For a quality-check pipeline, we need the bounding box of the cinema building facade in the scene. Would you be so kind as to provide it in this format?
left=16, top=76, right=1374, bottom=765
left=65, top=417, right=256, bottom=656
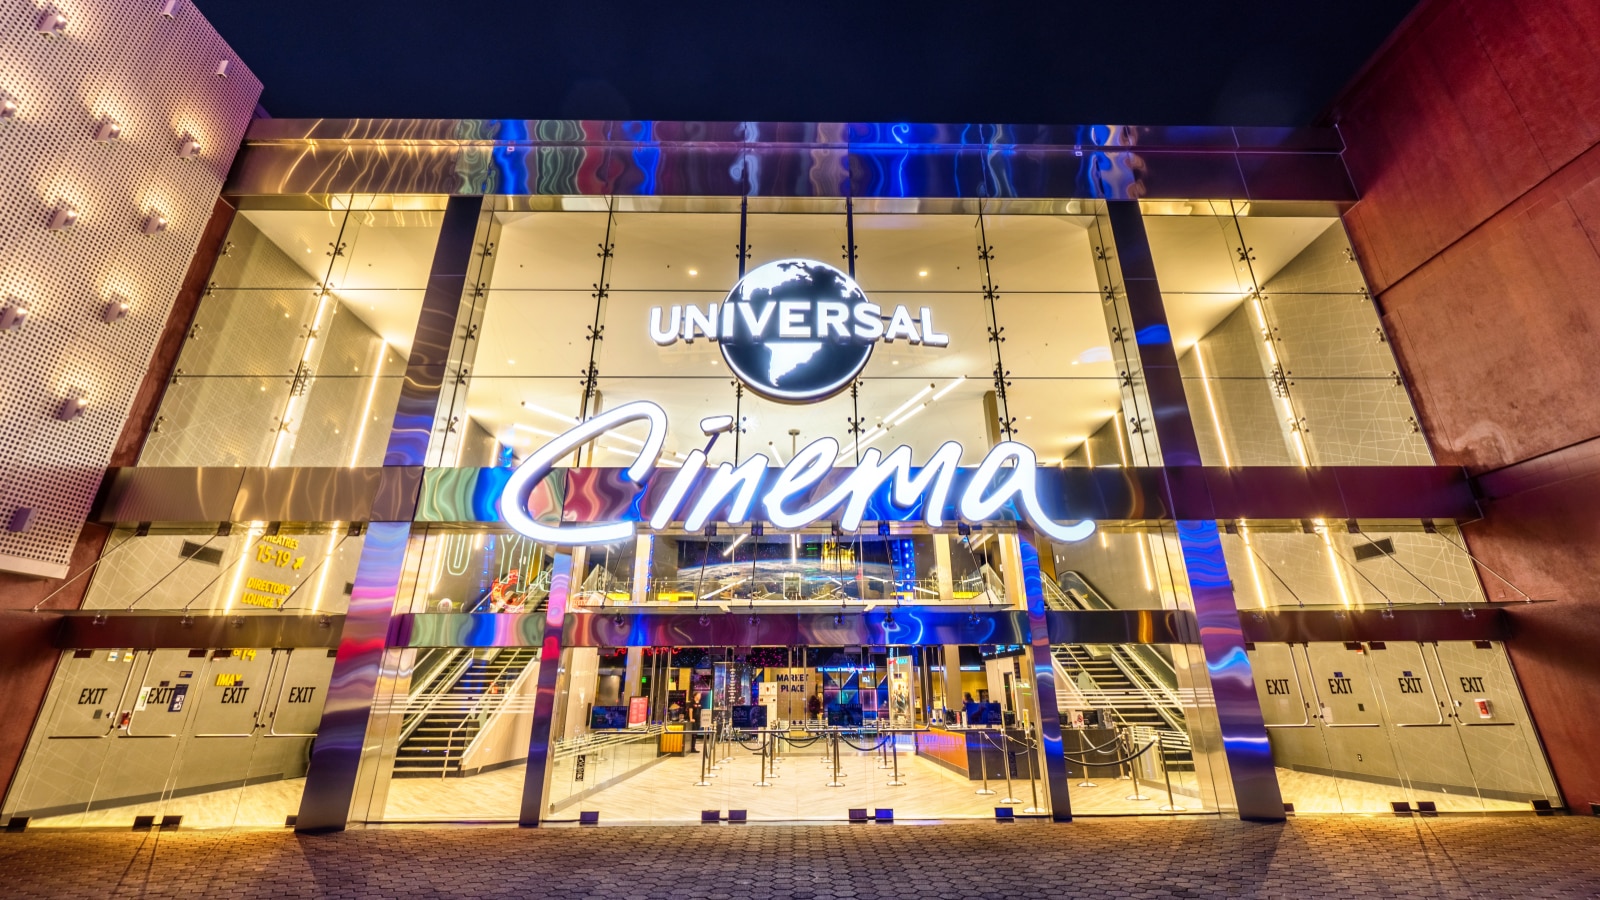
left=0, top=109, right=1577, bottom=833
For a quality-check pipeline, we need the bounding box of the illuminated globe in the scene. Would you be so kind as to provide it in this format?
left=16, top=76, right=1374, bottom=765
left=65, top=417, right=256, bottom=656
left=719, top=258, right=875, bottom=403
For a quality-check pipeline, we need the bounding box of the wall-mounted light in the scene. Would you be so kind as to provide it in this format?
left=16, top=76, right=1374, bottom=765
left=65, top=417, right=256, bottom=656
left=8, top=508, right=34, bottom=533
left=214, top=59, right=230, bottom=78
left=48, top=206, right=77, bottom=231
left=176, top=137, right=201, bottom=158
left=36, top=11, right=67, bottom=36
left=142, top=212, right=168, bottom=235
left=103, top=295, right=130, bottom=323
left=93, top=119, right=121, bottom=142
left=57, top=391, right=87, bottom=421
left=159, top=0, right=180, bottom=17
left=0, top=100, right=17, bottom=121
left=0, top=299, right=27, bottom=331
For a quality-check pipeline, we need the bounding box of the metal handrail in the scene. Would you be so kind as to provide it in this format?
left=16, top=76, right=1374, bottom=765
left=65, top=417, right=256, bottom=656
left=457, top=649, right=542, bottom=761
left=443, top=650, right=533, bottom=774
left=1047, top=572, right=1186, bottom=730
left=397, top=648, right=473, bottom=746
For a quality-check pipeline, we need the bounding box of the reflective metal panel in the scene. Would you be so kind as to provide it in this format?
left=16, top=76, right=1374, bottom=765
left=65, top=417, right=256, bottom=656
left=1177, top=520, right=1285, bottom=820
left=240, top=119, right=1343, bottom=152
left=228, top=120, right=1353, bottom=202
left=387, top=612, right=545, bottom=647
left=230, top=467, right=384, bottom=523
left=384, top=196, right=484, bottom=466
left=1106, top=201, right=1200, bottom=467
left=1239, top=606, right=1509, bottom=644
left=295, top=521, right=411, bottom=832
left=1020, top=535, right=1073, bottom=822
left=1043, top=609, right=1200, bottom=645
left=55, top=611, right=343, bottom=649
left=91, top=467, right=243, bottom=523
left=520, top=551, right=571, bottom=827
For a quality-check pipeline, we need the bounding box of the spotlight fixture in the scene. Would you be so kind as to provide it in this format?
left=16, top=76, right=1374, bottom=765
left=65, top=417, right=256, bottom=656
left=176, top=137, right=201, bottom=158
left=833, top=613, right=844, bottom=626
left=214, top=59, right=230, bottom=78
left=697, top=614, right=710, bottom=627
left=159, top=0, right=180, bottom=16
left=141, top=212, right=168, bottom=235
left=611, top=613, right=624, bottom=627
left=103, top=296, right=130, bottom=323
left=0, top=300, right=27, bottom=331
left=57, top=391, right=87, bottom=421
left=747, top=614, right=758, bottom=626
left=35, top=11, right=67, bottom=36
left=7, top=508, right=34, bottom=533
left=47, top=206, right=77, bottom=231
left=93, top=119, right=121, bottom=142
left=0, top=100, right=17, bottom=120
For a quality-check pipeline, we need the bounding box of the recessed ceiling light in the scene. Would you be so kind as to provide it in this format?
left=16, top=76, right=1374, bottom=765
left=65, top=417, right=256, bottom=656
left=507, top=359, right=516, bottom=365
left=688, top=268, right=698, bottom=276
left=891, top=360, right=899, bottom=365
left=1025, top=416, right=1032, bottom=420
left=918, top=270, right=928, bottom=277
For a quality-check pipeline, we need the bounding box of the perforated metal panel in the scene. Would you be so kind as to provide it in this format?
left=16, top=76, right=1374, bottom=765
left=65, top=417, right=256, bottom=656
left=0, top=0, right=260, bottom=576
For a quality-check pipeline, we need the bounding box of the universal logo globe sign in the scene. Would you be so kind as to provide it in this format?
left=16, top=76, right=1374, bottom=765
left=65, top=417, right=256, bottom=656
left=499, top=258, right=1095, bottom=545
left=649, top=258, right=949, bottom=402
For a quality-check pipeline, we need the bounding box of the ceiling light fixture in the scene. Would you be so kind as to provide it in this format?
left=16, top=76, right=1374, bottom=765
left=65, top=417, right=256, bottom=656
left=93, top=119, right=121, bottom=142
left=0, top=99, right=18, bottom=121
left=177, top=137, right=201, bottom=158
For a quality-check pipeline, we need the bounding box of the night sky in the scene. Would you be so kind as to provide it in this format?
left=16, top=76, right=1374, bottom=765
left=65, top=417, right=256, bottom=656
left=195, top=0, right=1419, bottom=125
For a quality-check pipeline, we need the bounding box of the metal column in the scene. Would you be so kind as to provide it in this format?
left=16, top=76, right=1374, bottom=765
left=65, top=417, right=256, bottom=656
left=1020, top=533, right=1073, bottom=821
left=1101, top=200, right=1284, bottom=821
left=295, top=195, right=486, bottom=832
left=294, top=521, right=410, bottom=831
left=520, top=551, right=573, bottom=826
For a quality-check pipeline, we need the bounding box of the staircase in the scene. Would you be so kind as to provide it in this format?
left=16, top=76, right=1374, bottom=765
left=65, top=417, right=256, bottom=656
left=1045, top=572, right=1194, bottom=772
left=393, top=648, right=539, bottom=777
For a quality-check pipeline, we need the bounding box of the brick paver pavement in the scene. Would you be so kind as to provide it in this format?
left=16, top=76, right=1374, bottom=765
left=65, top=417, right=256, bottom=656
left=3, top=817, right=1599, bottom=899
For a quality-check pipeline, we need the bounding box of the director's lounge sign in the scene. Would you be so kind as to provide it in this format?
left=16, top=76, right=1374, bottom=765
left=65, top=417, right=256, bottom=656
left=500, top=260, right=1094, bottom=545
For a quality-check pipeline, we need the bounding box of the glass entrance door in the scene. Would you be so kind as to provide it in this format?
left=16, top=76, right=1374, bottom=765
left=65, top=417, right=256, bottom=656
left=537, top=642, right=1052, bottom=823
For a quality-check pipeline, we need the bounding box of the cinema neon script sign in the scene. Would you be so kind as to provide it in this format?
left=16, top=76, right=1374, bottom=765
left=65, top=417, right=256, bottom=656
left=499, top=401, right=1096, bottom=546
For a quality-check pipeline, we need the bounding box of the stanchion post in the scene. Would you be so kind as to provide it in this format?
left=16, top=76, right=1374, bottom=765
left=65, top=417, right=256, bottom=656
left=1126, top=741, right=1151, bottom=802
left=1158, top=735, right=1185, bottom=812
left=999, top=731, right=1020, bottom=804
left=975, top=729, right=996, bottom=796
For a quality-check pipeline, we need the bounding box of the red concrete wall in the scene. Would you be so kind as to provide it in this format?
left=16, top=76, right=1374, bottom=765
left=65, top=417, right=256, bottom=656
left=0, top=198, right=235, bottom=805
left=1332, top=0, right=1600, bottom=810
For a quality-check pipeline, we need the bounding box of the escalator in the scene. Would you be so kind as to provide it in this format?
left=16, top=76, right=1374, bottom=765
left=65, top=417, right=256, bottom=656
left=1045, top=572, right=1193, bottom=772
left=392, top=647, right=539, bottom=777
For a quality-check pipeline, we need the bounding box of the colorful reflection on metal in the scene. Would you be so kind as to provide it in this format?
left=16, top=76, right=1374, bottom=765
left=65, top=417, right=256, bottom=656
left=1175, top=519, right=1285, bottom=821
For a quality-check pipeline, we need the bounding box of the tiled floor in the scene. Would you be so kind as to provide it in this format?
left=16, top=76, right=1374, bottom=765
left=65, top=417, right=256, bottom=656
left=4, top=817, right=1598, bottom=899
left=22, top=741, right=1541, bottom=829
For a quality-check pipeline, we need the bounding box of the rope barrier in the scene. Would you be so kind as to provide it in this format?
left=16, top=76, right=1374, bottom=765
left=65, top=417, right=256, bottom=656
left=1059, top=739, right=1158, bottom=768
